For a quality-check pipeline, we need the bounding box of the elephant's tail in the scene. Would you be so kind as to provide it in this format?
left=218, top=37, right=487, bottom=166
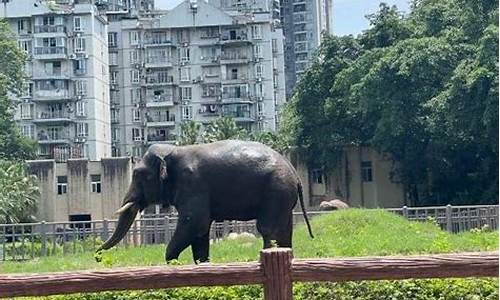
left=298, top=181, right=314, bottom=238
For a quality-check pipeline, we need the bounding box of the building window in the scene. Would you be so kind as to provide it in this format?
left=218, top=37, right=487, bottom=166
left=91, top=175, right=101, bottom=193
left=74, top=59, right=86, bottom=75
left=130, top=70, right=140, bottom=84
left=57, top=176, right=68, bottom=195
left=74, top=37, right=86, bottom=53
left=180, top=87, right=192, bottom=101
left=253, top=44, right=262, bottom=59
left=272, top=39, right=278, bottom=53
left=129, top=50, right=139, bottom=64
left=20, top=103, right=34, bottom=119
left=132, top=128, right=142, bottom=141
left=311, top=169, right=324, bottom=184
left=180, top=47, right=190, bottom=62
left=129, top=31, right=140, bottom=45
left=75, top=80, right=87, bottom=96
left=109, top=52, right=118, bottom=65
left=21, top=125, right=35, bottom=139
left=73, top=16, right=83, bottom=31
left=110, top=71, right=118, bottom=84
left=251, top=24, right=262, bottom=39
left=76, top=122, right=89, bottom=137
left=255, top=64, right=263, bottom=78
left=76, top=101, right=86, bottom=117
left=181, top=105, right=193, bottom=120
left=132, top=109, right=141, bottom=122
left=180, top=67, right=191, bottom=82
left=257, top=102, right=264, bottom=116
left=108, top=32, right=118, bottom=47
left=361, top=161, right=373, bottom=182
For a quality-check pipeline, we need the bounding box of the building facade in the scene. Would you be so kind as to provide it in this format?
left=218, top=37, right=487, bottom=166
left=6, top=0, right=112, bottom=161
left=105, top=0, right=286, bottom=157
left=280, top=0, right=332, bottom=98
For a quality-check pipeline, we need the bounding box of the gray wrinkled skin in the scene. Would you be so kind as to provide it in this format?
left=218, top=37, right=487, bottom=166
left=97, top=140, right=313, bottom=263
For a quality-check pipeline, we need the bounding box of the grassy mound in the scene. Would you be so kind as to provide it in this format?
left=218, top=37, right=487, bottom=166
left=2, top=209, right=497, bottom=274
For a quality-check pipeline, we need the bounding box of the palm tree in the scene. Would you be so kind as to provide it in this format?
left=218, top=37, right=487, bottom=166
left=176, top=121, right=202, bottom=146
left=202, top=117, right=248, bottom=143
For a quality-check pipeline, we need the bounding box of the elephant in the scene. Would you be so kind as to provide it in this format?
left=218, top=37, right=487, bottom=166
left=96, top=140, right=314, bottom=263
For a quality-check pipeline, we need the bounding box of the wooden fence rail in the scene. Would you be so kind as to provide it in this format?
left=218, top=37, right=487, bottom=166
left=1, top=250, right=497, bottom=299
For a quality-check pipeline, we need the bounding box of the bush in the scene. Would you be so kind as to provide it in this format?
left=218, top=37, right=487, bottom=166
left=23, top=279, right=498, bottom=300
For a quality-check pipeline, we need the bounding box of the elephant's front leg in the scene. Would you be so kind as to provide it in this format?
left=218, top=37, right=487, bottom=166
left=191, top=224, right=212, bottom=263
left=165, top=215, right=195, bottom=262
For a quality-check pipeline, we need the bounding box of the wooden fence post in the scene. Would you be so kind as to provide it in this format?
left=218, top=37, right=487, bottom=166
left=40, top=221, right=47, bottom=257
left=260, top=248, right=293, bottom=300
left=402, top=206, right=408, bottom=218
left=446, top=204, right=453, bottom=232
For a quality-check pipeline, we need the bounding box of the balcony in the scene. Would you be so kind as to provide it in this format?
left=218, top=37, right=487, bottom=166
left=221, top=93, right=252, bottom=104
left=142, top=75, right=175, bottom=87
left=222, top=111, right=254, bottom=122
left=143, top=38, right=175, bottom=48
left=222, top=76, right=248, bottom=85
left=145, top=114, right=176, bottom=127
left=38, top=145, right=84, bottom=162
left=146, top=133, right=177, bottom=144
left=33, top=111, right=73, bottom=124
left=33, top=89, right=71, bottom=101
left=145, top=57, right=174, bottom=68
left=200, top=56, right=220, bottom=65
left=220, top=33, right=250, bottom=45
left=146, top=95, right=175, bottom=108
left=34, top=47, right=67, bottom=60
left=220, top=53, right=249, bottom=64
left=37, top=131, right=71, bottom=144
left=34, top=25, right=66, bottom=34
left=32, top=70, right=71, bottom=80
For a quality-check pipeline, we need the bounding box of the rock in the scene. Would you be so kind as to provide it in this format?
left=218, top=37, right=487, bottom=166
left=319, top=199, right=350, bottom=211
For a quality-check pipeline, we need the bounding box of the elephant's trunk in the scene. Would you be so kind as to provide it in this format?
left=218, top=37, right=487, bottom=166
left=96, top=203, right=139, bottom=252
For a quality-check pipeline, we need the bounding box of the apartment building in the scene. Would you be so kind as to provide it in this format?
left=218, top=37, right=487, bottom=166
left=6, top=0, right=111, bottom=161
left=280, top=0, right=332, bottom=98
left=106, top=0, right=286, bottom=157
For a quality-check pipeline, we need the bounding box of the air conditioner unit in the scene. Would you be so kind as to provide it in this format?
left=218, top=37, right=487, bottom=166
left=69, top=54, right=76, bottom=59
left=183, top=42, right=189, bottom=47
left=134, top=136, right=142, bottom=141
left=84, top=54, right=89, bottom=59
left=256, top=77, right=262, bottom=82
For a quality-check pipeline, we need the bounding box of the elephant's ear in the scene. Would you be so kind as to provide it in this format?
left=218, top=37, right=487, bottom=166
left=159, top=157, right=168, bottom=181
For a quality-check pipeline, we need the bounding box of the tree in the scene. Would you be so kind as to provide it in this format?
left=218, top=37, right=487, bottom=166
left=0, top=19, right=36, bottom=160
left=0, top=160, right=39, bottom=223
left=282, top=0, right=498, bottom=205
left=176, top=121, right=202, bottom=146
left=201, top=117, right=248, bottom=143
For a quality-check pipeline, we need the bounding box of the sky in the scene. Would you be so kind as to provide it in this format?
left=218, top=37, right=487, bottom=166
left=154, top=0, right=410, bottom=36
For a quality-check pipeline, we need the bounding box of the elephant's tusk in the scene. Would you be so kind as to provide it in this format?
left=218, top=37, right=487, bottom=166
left=115, top=202, right=135, bottom=215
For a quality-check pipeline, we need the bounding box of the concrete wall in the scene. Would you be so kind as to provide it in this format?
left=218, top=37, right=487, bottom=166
left=28, top=157, right=133, bottom=222
left=291, top=146, right=405, bottom=209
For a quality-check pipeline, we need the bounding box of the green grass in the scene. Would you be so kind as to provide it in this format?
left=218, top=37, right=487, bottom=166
left=1, top=209, right=497, bottom=274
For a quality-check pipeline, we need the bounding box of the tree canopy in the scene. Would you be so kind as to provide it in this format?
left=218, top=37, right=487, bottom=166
left=0, top=19, right=36, bottom=160
left=282, top=0, right=498, bottom=205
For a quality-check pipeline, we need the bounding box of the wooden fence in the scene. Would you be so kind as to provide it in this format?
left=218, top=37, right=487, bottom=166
left=1, top=204, right=498, bottom=261
left=0, top=250, right=498, bottom=299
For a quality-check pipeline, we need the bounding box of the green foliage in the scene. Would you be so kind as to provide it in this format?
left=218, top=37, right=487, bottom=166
left=0, top=19, right=36, bottom=160
left=0, top=160, right=39, bottom=223
left=176, top=121, right=202, bottom=146
left=174, top=117, right=288, bottom=152
left=282, top=0, right=499, bottom=205
left=201, top=117, right=248, bottom=143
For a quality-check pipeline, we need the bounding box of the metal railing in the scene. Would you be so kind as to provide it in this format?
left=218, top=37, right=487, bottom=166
left=0, top=205, right=497, bottom=261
